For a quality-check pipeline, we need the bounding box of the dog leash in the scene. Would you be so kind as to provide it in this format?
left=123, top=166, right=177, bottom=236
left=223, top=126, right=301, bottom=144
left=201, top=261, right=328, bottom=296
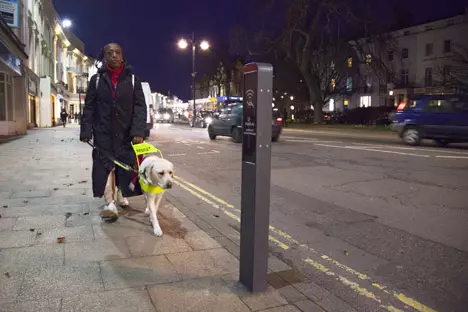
left=86, top=141, right=138, bottom=174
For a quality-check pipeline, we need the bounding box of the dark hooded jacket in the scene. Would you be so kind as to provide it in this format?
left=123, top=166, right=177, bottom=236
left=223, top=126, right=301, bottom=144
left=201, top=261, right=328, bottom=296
left=80, top=64, right=147, bottom=198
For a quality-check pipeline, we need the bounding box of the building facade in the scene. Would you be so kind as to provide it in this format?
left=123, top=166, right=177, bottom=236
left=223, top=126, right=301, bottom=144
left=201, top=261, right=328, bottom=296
left=0, top=0, right=29, bottom=135
left=331, top=12, right=468, bottom=112
left=26, top=0, right=93, bottom=128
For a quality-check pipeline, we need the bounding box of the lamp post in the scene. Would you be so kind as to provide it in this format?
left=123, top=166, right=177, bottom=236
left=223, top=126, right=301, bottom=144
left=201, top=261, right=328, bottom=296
left=177, top=34, right=210, bottom=127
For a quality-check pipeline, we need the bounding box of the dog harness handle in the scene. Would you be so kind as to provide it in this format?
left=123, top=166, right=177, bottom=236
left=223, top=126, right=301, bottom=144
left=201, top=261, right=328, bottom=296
left=131, top=142, right=165, bottom=194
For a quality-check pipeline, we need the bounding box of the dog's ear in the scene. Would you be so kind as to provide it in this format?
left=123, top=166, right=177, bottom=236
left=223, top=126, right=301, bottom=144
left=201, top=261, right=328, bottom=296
left=145, top=164, right=154, bottom=183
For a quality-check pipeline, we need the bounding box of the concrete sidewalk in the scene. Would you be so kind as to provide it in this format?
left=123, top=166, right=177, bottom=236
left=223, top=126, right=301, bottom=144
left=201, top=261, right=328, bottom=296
left=0, top=126, right=322, bottom=312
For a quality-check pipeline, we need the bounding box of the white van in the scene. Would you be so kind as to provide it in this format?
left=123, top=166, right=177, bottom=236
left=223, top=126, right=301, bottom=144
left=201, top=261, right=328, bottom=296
left=141, top=82, right=153, bottom=138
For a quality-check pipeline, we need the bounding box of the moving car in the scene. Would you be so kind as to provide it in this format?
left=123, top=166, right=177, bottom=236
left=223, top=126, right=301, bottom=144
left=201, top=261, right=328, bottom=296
left=189, top=111, right=214, bottom=128
left=390, top=94, right=468, bottom=146
left=207, top=103, right=282, bottom=143
left=155, top=108, right=174, bottom=123
left=141, top=82, right=154, bottom=138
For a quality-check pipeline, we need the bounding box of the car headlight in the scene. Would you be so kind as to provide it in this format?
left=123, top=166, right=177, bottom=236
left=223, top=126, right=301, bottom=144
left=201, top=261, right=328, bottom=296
left=164, top=113, right=170, bottom=120
left=205, top=117, right=212, bottom=124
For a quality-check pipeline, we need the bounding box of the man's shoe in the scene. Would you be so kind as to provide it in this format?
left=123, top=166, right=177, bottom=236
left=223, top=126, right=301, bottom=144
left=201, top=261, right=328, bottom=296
left=117, top=190, right=129, bottom=207
left=102, top=201, right=119, bottom=223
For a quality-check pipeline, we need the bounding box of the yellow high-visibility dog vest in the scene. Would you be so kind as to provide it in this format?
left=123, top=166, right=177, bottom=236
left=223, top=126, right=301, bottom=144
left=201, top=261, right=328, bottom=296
left=132, top=142, right=165, bottom=194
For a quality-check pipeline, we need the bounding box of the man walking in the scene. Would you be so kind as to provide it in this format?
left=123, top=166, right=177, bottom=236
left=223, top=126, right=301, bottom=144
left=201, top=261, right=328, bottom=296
left=60, top=109, right=68, bottom=127
left=80, top=43, right=147, bottom=222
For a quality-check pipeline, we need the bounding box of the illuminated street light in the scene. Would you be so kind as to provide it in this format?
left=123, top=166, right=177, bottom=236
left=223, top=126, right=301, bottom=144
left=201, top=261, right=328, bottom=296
left=62, top=19, right=72, bottom=28
left=200, top=40, right=210, bottom=50
left=281, top=95, right=284, bottom=99
left=177, top=34, right=210, bottom=127
left=177, top=38, right=189, bottom=49
left=389, top=90, right=394, bottom=96
left=272, top=103, right=275, bottom=107
left=290, top=96, right=294, bottom=101
left=290, top=105, right=295, bottom=110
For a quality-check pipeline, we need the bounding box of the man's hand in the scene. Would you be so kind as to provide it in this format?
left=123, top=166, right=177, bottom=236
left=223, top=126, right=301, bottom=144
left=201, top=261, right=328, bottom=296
left=133, top=136, right=144, bottom=144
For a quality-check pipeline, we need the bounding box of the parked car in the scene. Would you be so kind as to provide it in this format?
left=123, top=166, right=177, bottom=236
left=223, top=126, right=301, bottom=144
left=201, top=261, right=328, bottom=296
left=189, top=111, right=214, bottom=128
left=141, top=82, right=153, bottom=138
left=207, top=103, right=282, bottom=143
left=155, top=108, right=174, bottom=123
left=390, top=94, right=468, bottom=146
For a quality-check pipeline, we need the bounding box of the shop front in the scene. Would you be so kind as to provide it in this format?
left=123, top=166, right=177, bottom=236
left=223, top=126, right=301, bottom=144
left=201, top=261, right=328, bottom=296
left=0, top=17, right=28, bottom=135
left=27, top=71, right=39, bottom=128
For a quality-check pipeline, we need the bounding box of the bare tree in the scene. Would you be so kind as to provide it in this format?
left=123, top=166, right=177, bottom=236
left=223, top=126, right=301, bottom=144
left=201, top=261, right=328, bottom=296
left=230, top=0, right=396, bottom=122
left=435, top=43, right=468, bottom=93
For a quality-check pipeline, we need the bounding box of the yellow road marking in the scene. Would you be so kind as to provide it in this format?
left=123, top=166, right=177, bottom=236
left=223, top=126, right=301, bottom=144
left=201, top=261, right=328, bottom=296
left=173, top=180, right=288, bottom=250
left=174, top=176, right=438, bottom=312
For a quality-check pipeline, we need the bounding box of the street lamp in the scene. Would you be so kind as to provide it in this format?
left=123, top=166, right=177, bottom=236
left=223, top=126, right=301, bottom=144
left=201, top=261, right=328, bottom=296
left=290, top=96, right=294, bottom=101
left=177, top=34, right=210, bottom=127
left=62, top=19, right=72, bottom=28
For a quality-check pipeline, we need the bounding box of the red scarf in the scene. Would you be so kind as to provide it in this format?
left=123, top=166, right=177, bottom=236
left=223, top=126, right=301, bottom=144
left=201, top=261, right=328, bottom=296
left=107, top=64, right=123, bottom=98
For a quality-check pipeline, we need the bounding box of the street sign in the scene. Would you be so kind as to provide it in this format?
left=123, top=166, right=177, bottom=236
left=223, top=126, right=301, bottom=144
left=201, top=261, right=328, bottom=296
left=239, top=63, right=273, bottom=292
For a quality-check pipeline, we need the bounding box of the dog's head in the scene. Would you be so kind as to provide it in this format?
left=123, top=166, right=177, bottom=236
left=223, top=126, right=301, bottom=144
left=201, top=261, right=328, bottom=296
left=146, top=158, right=174, bottom=190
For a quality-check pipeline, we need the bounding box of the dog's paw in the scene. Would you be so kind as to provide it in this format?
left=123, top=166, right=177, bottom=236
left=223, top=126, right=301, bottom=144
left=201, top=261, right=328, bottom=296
left=153, top=227, right=163, bottom=237
left=144, top=207, right=150, bottom=215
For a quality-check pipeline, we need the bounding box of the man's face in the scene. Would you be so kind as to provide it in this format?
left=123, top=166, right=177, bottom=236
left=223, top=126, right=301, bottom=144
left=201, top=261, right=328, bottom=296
left=104, top=43, right=123, bottom=69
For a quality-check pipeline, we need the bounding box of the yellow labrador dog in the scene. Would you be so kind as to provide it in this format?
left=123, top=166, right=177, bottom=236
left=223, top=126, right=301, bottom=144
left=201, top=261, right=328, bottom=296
left=138, top=155, right=174, bottom=236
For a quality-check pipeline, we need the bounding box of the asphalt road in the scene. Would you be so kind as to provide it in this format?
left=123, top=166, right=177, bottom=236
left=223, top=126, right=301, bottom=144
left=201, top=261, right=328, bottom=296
left=148, top=123, right=468, bottom=312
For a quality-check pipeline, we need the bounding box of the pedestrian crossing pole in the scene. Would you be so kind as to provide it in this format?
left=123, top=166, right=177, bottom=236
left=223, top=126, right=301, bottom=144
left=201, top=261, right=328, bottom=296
left=239, top=63, right=273, bottom=292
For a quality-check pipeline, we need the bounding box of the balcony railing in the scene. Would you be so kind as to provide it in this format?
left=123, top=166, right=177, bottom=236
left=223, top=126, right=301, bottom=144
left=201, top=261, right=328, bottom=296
left=77, top=87, right=87, bottom=94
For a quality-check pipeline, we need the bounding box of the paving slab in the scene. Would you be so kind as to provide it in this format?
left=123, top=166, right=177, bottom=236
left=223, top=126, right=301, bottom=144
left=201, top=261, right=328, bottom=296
left=34, top=225, right=94, bottom=245
left=10, top=190, right=51, bottom=199
left=13, top=215, right=65, bottom=230
left=166, top=248, right=239, bottom=279
left=0, top=267, right=25, bottom=304
left=0, top=244, right=64, bottom=270
left=100, top=255, right=180, bottom=290
left=0, top=217, right=16, bottom=231
left=92, top=217, right=153, bottom=239
left=294, top=300, right=326, bottom=312
left=18, top=263, right=103, bottom=301
left=147, top=276, right=250, bottom=312
left=0, top=298, right=62, bottom=312
left=185, top=230, right=222, bottom=250
left=65, top=238, right=130, bottom=264
left=0, top=204, right=88, bottom=218
left=126, top=232, right=192, bottom=257
left=260, top=306, right=302, bottom=312
left=294, top=282, right=357, bottom=312
left=61, top=287, right=156, bottom=312
left=277, top=285, right=308, bottom=304
left=0, top=230, right=36, bottom=248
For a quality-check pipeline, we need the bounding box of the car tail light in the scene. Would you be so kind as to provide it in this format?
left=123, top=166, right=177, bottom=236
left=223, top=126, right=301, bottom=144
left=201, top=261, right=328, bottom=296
left=276, top=117, right=283, bottom=126
left=397, top=101, right=406, bottom=111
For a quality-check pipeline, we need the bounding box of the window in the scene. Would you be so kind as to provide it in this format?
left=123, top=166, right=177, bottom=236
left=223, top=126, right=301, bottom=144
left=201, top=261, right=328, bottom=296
left=425, top=43, right=433, bottom=56
left=443, top=65, right=452, bottom=84
left=444, top=40, right=451, bottom=53
left=425, top=99, right=453, bottom=113
left=402, top=48, right=409, bottom=59
left=346, top=77, right=353, bottom=91
left=447, top=20, right=454, bottom=26
left=347, top=57, right=353, bottom=68
left=404, top=30, right=410, bottom=36
left=400, top=69, right=409, bottom=85
left=343, top=99, right=349, bottom=106
left=388, top=51, right=394, bottom=61
left=365, top=54, right=372, bottom=64
left=330, top=79, right=336, bottom=90
left=452, top=99, right=468, bottom=112
left=360, top=96, right=371, bottom=108
left=425, top=26, right=433, bottom=31
left=425, top=67, right=433, bottom=86
left=0, top=73, right=5, bottom=121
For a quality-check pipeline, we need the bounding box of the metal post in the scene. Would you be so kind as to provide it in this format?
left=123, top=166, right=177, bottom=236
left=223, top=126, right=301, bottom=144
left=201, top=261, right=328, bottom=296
left=239, top=63, right=273, bottom=292
left=191, top=32, right=196, bottom=127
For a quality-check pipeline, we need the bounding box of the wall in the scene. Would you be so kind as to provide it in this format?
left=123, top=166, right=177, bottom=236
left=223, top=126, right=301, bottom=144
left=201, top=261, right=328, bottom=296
left=38, top=76, right=51, bottom=127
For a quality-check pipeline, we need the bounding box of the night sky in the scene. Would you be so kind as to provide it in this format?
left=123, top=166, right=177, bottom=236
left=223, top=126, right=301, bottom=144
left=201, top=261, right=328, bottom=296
left=54, top=0, right=466, bottom=100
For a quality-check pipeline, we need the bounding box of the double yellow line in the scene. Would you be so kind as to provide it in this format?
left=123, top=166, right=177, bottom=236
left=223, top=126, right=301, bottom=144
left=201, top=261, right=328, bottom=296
left=173, top=175, right=437, bottom=312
